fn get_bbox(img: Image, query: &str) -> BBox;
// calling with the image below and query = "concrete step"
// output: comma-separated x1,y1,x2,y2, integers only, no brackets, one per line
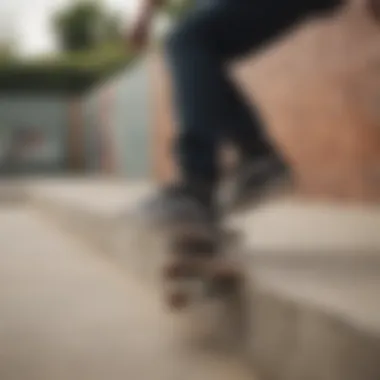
26,179,380,380
0,179,29,204
0,206,255,380
231,199,380,380
26,179,151,255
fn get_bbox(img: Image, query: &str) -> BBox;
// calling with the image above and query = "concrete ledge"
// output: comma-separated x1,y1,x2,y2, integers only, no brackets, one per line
27,180,152,257
232,199,380,258
245,289,380,380
26,180,380,380
233,199,380,380
0,180,29,204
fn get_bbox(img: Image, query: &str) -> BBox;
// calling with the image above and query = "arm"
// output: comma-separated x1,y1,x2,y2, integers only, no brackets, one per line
140,0,166,16
137,0,164,24
129,0,167,51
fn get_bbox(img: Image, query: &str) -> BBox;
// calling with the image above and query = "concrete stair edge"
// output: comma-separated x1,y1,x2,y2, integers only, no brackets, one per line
0,180,30,204
26,183,380,380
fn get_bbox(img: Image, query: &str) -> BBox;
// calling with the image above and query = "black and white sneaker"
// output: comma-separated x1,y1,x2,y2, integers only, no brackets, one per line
225,154,293,211
131,182,218,235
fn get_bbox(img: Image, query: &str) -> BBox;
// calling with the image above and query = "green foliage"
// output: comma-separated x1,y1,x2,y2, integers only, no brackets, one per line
53,0,124,53
0,0,133,95
39,41,129,69
0,42,135,95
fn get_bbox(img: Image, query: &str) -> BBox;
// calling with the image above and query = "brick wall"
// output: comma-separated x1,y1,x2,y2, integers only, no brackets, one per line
152,1,380,202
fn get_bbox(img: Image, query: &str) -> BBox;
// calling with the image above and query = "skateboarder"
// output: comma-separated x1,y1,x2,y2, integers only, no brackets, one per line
129,0,342,228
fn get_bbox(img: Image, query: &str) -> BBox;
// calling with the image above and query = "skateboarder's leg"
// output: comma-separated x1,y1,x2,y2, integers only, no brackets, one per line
136,0,342,225
167,0,302,182
163,1,299,209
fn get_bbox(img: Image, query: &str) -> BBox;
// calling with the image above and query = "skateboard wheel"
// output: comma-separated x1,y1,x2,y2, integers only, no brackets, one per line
166,291,190,311
212,267,241,287
163,261,197,280
163,262,183,280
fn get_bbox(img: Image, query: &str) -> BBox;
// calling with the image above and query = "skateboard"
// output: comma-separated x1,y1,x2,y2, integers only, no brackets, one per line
162,227,242,311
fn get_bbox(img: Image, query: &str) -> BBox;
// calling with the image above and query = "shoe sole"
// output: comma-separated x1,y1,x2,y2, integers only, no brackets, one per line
226,173,293,214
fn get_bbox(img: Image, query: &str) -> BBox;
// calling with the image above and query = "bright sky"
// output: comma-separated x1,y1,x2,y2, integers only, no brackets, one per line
0,0,141,56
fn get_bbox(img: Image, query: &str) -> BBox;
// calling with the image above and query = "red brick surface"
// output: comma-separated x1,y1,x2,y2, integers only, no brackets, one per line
152,1,380,202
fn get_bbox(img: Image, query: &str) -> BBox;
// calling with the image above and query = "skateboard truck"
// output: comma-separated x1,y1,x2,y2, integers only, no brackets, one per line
163,230,241,310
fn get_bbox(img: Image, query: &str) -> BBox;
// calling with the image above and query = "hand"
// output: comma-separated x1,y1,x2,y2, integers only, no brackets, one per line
128,0,165,52
129,16,151,52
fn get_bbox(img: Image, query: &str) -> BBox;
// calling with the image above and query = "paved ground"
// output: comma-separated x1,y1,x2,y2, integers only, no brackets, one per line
0,206,254,380
26,179,380,335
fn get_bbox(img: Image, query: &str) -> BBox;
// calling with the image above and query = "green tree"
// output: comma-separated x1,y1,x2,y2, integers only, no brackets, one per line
53,0,123,52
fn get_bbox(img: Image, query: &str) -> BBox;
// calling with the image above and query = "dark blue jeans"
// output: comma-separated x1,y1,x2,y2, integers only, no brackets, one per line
165,0,341,184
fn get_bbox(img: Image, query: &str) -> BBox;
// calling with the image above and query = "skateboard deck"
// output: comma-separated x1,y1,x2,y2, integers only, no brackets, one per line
162,227,242,310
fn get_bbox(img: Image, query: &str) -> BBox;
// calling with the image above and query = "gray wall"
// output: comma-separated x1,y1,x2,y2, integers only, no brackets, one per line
83,58,152,178
0,60,152,178
82,87,102,172
0,95,69,174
